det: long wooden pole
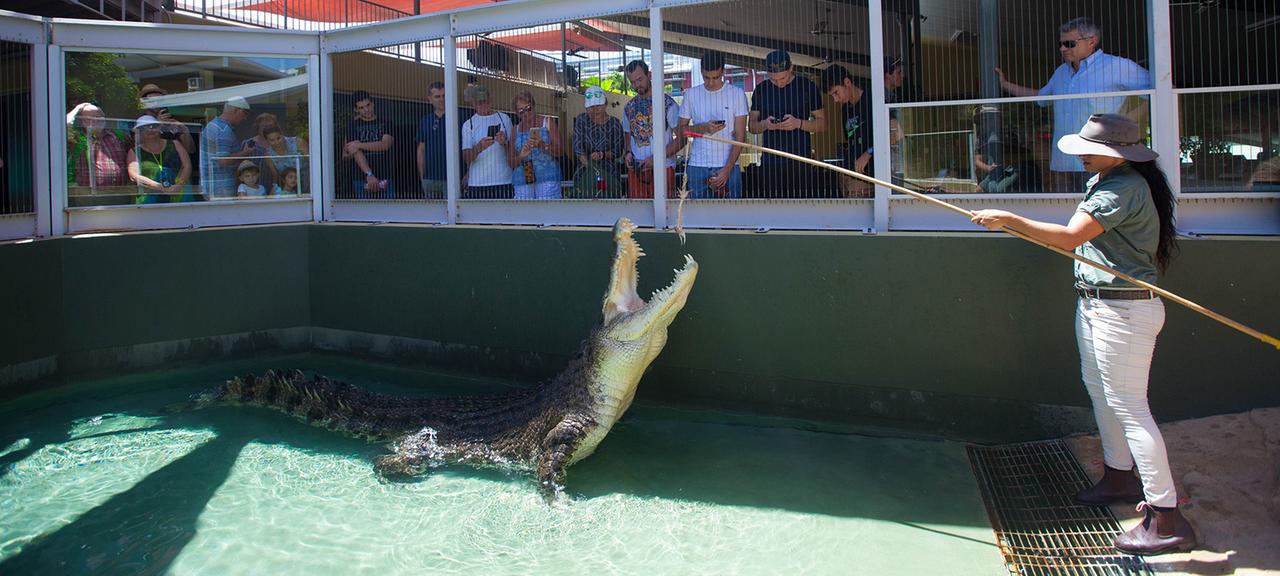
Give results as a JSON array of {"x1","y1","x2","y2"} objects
[{"x1": 685, "y1": 132, "x2": 1280, "y2": 350}]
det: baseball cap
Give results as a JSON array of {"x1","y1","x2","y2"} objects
[
  {"x1": 138, "y1": 83, "x2": 166, "y2": 98},
  {"x1": 236, "y1": 159, "x2": 260, "y2": 176},
  {"x1": 584, "y1": 86, "x2": 606, "y2": 108},
  {"x1": 765, "y1": 50, "x2": 792, "y2": 73},
  {"x1": 227, "y1": 96, "x2": 251, "y2": 110},
  {"x1": 464, "y1": 84, "x2": 489, "y2": 103}
]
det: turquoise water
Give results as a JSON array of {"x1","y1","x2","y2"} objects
[{"x1": 0, "y1": 356, "x2": 1003, "y2": 575}]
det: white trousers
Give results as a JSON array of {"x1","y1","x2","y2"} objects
[{"x1": 1076, "y1": 296, "x2": 1177, "y2": 508}]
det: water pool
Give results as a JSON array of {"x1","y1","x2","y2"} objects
[{"x1": 0, "y1": 355, "x2": 1003, "y2": 575}]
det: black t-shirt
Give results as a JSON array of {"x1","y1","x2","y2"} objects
[
  {"x1": 842, "y1": 81, "x2": 874, "y2": 176},
  {"x1": 750, "y1": 76, "x2": 822, "y2": 163},
  {"x1": 346, "y1": 116, "x2": 392, "y2": 178}
]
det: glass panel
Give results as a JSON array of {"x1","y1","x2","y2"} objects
[
  {"x1": 895, "y1": 95, "x2": 1150, "y2": 194},
  {"x1": 662, "y1": 0, "x2": 868, "y2": 200},
  {"x1": 63, "y1": 51, "x2": 311, "y2": 207},
  {"x1": 888, "y1": 0, "x2": 1150, "y2": 104},
  {"x1": 1172, "y1": 2, "x2": 1279, "y2": 89},
  {"x1": 454, "y1": 18, "x2": 648, "y2": 201},
  {"x1": 1, "y1": 41, "x2": 34, "y2": 215},
  {"x1": 331, "y1": 39, "x2": 446, "y2": 201},
  {"x1": 1179, "y1": 90, "x2": 1280, "y2": 193},
  {"x1": 1173, "y1": 3, "x2": 1279, "y2": 194}
]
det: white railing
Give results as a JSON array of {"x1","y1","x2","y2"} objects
[{"x1": 1, "y1": 0, "x2": 1276, "y2": 241}]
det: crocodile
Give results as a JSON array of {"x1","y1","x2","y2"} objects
[{"x1": 185, "y1": 218, "x2": 697, "y2": 498}]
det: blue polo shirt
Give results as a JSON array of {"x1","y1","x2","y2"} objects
[
  {"x1": 199, "y1": 117, "x2": 239, "y2": 198},
  {"x1": 415, "y1": 110, "x2": 453, "y2": 181},
  {"x1": 1039, "y1": 50, "x2": 1151, "y2": 172}
]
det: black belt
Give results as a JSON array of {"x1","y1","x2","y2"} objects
[{"x1": 1075, "y1": 284, "x2": 1155, "y2": 300}]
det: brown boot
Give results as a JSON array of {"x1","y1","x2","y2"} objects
[
  {"x1": 1114, "y1": 502, "x2": 1198, "y2": 555},
  {"x1": 1074, "y1": 466, "x2": 1144, "y2": 507}
]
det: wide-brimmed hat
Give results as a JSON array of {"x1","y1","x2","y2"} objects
[
  {"x1": 1057, "y1": 114, "x2": 1157, "y2": 162},
  {"x1": 138, "y1": 83, "x2": 166, "y2": 98},
  {"x1": 133, "y1": 115, "x2": 160, "y2": 130},
  {"x1": 236, "y1": 159, "x2": 260, "y2": 176}
]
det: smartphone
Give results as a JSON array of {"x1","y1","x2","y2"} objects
[{"x1": 487, "y1": 125, "x2": 501, "y2": 138}]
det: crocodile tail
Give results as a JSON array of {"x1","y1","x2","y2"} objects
[{"x1": 184, "y1": 369, "x2": 396, "y2": 440}]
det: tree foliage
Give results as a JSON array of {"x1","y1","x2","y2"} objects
[
  {"x1": 581, "y1": 71, "x2": 634, "y2": 96},
  {"x1": 65, "y1": 53, "x2": 140, "y2": 117}
]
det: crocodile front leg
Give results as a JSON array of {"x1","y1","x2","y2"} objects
[{"x1": 536, "y1": 416, "x2": 594, "y2": 501}]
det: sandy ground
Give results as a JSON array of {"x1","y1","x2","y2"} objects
[{"x1": 1065, "y1": 407, "x2": 1280, "y2": 575}]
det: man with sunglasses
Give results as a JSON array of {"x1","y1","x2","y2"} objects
[{"x1": 996, "y1": 17, "x2": 1150, "y2": 192}]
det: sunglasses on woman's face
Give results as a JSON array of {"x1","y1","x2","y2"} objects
[
  {"x1": 516, "y1": 105, "x2": 533, "y2": 114},
  {"x1": 1059, "y1": 36, "x2": 1093, "y2": 49}
]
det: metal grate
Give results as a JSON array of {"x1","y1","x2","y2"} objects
[{"x1": 967, "y1": 439, "x2": 1153, "y2": 576}]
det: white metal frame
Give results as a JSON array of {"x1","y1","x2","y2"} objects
[
  {"x1": 50, "y1": 18, "x2": 319, "y2": 234},
  {"x1": 2, "y1": 0, "x2": 1275, "y2": 238},
  {"x1": 0, "y1": 10, "x2": 45, "y2": 240}
]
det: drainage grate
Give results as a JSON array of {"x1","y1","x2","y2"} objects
[{"x1": 967, "y1": 439, "x2": 1153, "y2": 576}]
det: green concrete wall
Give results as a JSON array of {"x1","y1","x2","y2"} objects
[
  {"x1": 309, "y1": 225, "x2": 1280, "y2": 436},
  {"x1": 3, "y1": 224, "x2": 1277, "y2": 439},
  {"x1": 0, "y1": 239, "x2": 63, "y2": 371},
  {"x1": 59, "y1": 226, "x2": 311, "y2": 355},
  {"x1": 1, "y1": 225, "x2": 311, "y2": 383}
]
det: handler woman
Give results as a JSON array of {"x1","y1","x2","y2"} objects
[{"x1": 970, "y1": 114, "x2": 1196, "y2": 556}]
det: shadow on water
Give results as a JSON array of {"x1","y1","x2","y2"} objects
[
  {"x1": 568, "y1": 417, "x2": 993, "y2": 528},
  {"x1": 0, "y1": 420, "x2": 253, "y2": 576}
]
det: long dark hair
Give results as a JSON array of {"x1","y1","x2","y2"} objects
[{"x1": 1128, "y1": 160, "x2": 1179, "y2": 272}]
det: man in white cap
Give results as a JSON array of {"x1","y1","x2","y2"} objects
[{"x1": 199, "y1": 96, "x2": 255, "y2": 199}]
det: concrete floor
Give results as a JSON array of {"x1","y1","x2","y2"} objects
[{"x1": 1065, "y1": 407, "x2": 1280, "y2": 575}]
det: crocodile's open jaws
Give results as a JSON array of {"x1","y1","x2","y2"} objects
[{"x1": 186, "y1": 218, "x2": 697, "y2": 499}]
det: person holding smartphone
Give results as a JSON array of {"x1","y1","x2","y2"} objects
[
  {"x1": 460, "y1": 84, "x2": 515, "y2": 199},
  {"x1": 138, "y1": 84, "x2": 195, "y2": 155},
  {"x1": 748, "y1": 50, "x2": 825, "y2": 198},
  {"x1": 507, "y1": 90, "x2": 563, "y2": 200},
  {"x1": 675, "y1": 50, "x2": 748, "y2": 199}
]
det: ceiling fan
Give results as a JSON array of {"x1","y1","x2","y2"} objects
[
  {"x1": 1169, "y1": 0, "x2": 1221, "y2": 14},
  {"x1": 811, "y1": 6, "x2": 853, "y2": 38}
]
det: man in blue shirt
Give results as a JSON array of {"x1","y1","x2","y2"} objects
[
  {"x1": 996, "y1": 17, "x2": 1151, "y2": 192},
  {"x1": 416, "y1": 81, "x2": 452, "y2": 199},
  {"x1": 199, "y1": 96, "x2": 254, "y2": 199}
]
